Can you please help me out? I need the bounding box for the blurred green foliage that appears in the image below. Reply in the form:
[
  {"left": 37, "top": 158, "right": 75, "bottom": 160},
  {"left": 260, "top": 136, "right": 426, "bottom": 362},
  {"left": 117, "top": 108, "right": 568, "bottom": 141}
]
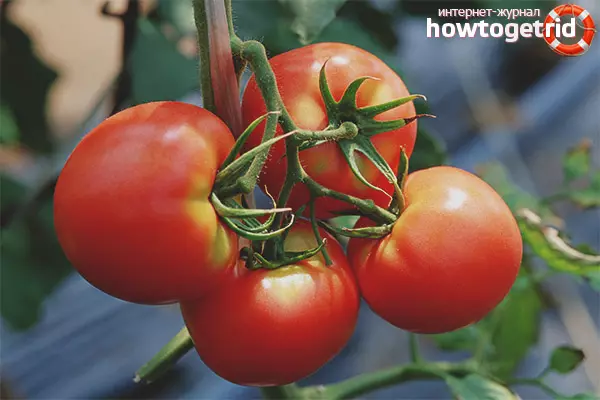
[
  {"left": 0, "top": 13, "right": 57, "bottom": 153},
  {"left": 0, "top": 4, "right": 598, "bottom": 400}
]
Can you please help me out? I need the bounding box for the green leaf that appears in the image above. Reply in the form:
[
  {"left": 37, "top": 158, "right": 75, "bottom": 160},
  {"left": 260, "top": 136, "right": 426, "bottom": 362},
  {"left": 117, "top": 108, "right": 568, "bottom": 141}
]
[
  {"left": 156, "top": 0, "right": 196, "bottom": 35},
  {"left": 409, "top": 127, "right": 446, "bottom": 172},
  {"left": 481, "top": 274, "right": 543, "bottom": 379},
  {"left": 0, "top": 174, "right": 27, "bottom": 215},
  {"left": 567, "top": 172, "right": 600, "bottom": 209},
  {"left": 432, "top": 325, "right": 479, "bottom": 352},
  {"left": 0, "top": 16, "right": 57, "bottom": 153},
  {"left": 585, "top": 270, "right": 600, "bottom": 291},
  {"left": 232, "top": 0, "right": 401, "bottom": 75},
  {"left": 128, "top": 18, "right": 198, "bottom": 104},
  {"left": 278, "top": 0, "right": 347, "bottom": 44},
  {"left": 563, "top": 140, "right": 591, "bottom": 184},
  {"left": 557, "top": 394, "right": 599, "bottom": 400},
  {"left": 445, "top": 374, "right": 517, "bottom": 400},
  {"left": 337, "top": 1, "right": 398, "bottom": 51},
  {"left": 0, "top": 101, "right": 19, "bottom": 145},
  {"left": 549, "top": 346, "right": 585, "bottom": 374},
  {"left": 477, "top": 163, "right": 557, "bottom": 221},
  {"left": 517, "top": 217, "right": 600, "bottom": 277},
  {"left": 0, "top": 175, "right": 72, "bottom": 330}
]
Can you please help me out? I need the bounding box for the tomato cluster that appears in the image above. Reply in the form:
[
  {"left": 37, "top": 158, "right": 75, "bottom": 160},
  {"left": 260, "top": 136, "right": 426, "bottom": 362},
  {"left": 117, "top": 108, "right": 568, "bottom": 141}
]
[{"left": 54, "top": 43, "right": 522, "bottom": 387}]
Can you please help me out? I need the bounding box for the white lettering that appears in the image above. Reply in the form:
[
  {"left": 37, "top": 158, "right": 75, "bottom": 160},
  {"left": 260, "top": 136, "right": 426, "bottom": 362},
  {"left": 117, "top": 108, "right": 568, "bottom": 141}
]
[
  {"left": 505, "top": 23, "right": 519, "bottom": 42},
  {"left": 490, "top": 23, "right": 503, "bottom": 37},
  {"left": 427, "top": 18, "right": 440, "bottom": 37},
  {"left": 442, "top": 23, "right": 456, "bottom": 37},
  {"left": 563, "top": 17, "right": 576, "bottom": 37},
  {"left": 456, "top": 22, "right": 478, "bottom": 38},
  {"left": 520, "top": 23, "right": 533, "bottom": 38},
  {"left": 533, "top": 20, "right": 544, "bottom": 37},
  {"left": 479, "top": 20, "right": 490, "bottom": 37}
]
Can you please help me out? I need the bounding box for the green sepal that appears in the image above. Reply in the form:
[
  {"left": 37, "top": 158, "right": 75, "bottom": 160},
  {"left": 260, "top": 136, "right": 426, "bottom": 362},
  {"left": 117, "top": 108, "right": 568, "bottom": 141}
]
[
  {"left": 319, "top": 60, "right": 337, "bottom": 116},
  {"left": 221, "top": 198, "right": 277, "bottom": 234},
  {"left": 360, "top": 114, "right": 433, "bottom": 137},
  {"left": 309, "top": 199, "right": 333, "bottom": 266},
  {"left": 214, "top": 130, "right": 295, "bottom": 192},
  {"left": 339, "top": 135, "right": 403, "bottom": 207},
  {"left": 243, "top": 239, "right": 326, "bottom": 270},
  {"left": 220, "top": 213, "right": 295, "bottom": 241},
  {"left": 358, "top": 94, "right": 427, "bottom": 118},
  {"left": 338, "top": 76, "right": 379, "bottom": 110},
  {"left": 220, "top": 111, "right": 280, "bottom": 169},
  {"left": 318, "top": 220, "right": 393, "bottom": 239},
  {"left": 211, "top": 193, "right": 290, "bottom": 219},
  {"left": 388, "top": 148, "right": 409, "bottom": 215}
]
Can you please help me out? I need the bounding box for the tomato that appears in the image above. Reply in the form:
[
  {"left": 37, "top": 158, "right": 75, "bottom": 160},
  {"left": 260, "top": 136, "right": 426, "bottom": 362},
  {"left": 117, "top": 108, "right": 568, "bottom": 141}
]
[
  {"left": 181, "top": 221, "right": 359, "bottom": 386},
  {"left": 242, "top": 42, "right": 417, "bottom": 218},
  {"left": 348, "top": 166, "right": 522, "bottom": 334},
  {"left": 54, "top": 102, "right": 238, "bottom": 304}
]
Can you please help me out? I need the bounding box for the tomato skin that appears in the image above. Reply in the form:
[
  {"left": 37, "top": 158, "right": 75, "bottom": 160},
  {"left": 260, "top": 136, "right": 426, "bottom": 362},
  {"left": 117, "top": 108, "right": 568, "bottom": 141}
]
[
  {"left": 181, "top": 221, "right": 359, "bottom": 386},
  {"left": 54, "top": 102, "right": 238, "bottom": 304},
  {"left": 242, "top": 43, "right": 417, "bottom": 218},
  {"left": 348, "top": 166, "right": 522, "bottom": 334}
]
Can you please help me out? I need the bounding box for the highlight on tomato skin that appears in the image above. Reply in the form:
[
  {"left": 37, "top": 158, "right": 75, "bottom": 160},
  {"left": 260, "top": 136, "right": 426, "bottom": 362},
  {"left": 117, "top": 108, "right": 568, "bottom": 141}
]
[
  {"left": 241, "top": 42, "right": 418, "bottom": 219},
  {"left": 181, "top": 221, "right": 360, "bottom": 387},
  {"left": 53, "top": 101, "right": 239, "bottom": 305},
  {"left": 348, "top": 166, "right": 523, "bottom": 334}
]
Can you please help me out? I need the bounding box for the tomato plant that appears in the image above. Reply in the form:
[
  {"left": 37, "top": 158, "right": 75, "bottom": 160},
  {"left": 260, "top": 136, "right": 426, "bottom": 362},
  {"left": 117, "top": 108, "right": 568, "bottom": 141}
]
[
  {"left": 54, "top": 101, "right": 239, "bottom": 304},
  {"left": 349, "top": 166, "right": 523, "bottom": 334},
  {"left": 181, "top": 221, "right": 359, "bottom": 386},
  {"left": 242, "top": 42, "right": 417, "bottom": 218},
  {"left": 4, "top": 0, "right": 590, "bottom": 398}
]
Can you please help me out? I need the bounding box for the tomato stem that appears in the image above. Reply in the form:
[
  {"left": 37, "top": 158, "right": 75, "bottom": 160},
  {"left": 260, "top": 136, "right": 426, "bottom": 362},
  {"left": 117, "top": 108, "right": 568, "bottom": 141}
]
[
  {"left": 409, "top": 333, "right": 422, "bottom": 363},
  {"left": 193, "top": 0, "right": 216, "bottom": 113},
  {"left": 307, "top": 362, "right": 476, "bottom": 400},
  {"left": 260, "top": 384, "right": 304, "bottom": 400},
  {"left": 134, "top": 327, "right": 193, "bottom": 384}
]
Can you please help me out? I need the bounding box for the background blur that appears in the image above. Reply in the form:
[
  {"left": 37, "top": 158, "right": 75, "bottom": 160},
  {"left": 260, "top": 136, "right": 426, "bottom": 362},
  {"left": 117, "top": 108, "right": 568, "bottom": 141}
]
[{"left": 1, "top": 0, "right": 598, "bottom": 398}]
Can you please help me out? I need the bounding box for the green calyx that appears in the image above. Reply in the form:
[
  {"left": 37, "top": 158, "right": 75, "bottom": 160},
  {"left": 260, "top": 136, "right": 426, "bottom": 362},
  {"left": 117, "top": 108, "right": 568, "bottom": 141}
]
[
  {"left": 241, "top": 239, "right": 327, "bottom": 270},
  {"left": 297, "top": 62, "right": 430, "bottom": 214},
  {"left": 318, "top": 62, "right": 429, "bottom": 137}
]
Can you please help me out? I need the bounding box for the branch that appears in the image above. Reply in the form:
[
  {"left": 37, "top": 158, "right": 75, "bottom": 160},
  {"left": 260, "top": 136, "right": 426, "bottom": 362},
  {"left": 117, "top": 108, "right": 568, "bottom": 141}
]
[
  {"left": 134, "top": 327, "right": 194, "bottom": 384},
  {"left": 203, "top": 0, "right": 243, "bottom": 135},
  {"left": 304, "top": 362, "right": 475, "bottom": 400},
  {"left": 193, "top": 0, "right": 215, "bottom": 113}
]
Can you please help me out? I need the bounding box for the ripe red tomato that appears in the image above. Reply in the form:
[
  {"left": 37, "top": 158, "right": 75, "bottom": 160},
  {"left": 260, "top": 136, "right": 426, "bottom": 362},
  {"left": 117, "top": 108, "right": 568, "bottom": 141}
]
[
  {"left": 348, "top": 166, "right": 522, "bottom": 334},
  {"left": 181, "top": 221, "right": 359, "bottom": 386},
  {"left": 242, "top": 42, "right": 417, "bottom": 218},
  {"left": 54, "top": 102, "right": 238, "bottom": 304}
]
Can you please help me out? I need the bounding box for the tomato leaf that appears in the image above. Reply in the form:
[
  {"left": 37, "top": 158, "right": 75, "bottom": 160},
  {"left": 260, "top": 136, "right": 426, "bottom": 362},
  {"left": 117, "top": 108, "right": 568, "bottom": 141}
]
[
  {"left": 481, "top": 274, "right": 543, "bottom": 379},
  {"left": 517, "top": 216, "right": 600, "bottom": 289},
  {"left": 445, "top": 374, "right": 517, "bottom": 400},
  {"left": 156, "top": 0, "right": 196, "bottom": 35},
  {"left": 128, "top": 19, "right": 198, "bottom": 104},
  {"left": 431, "top": 325, "right": 479, "bottom": 352},
  {"left": 0, "top": 15, "right": 57, "bottom": 154},
  {"left": 410, "top": 127, "right": 446, "bottom": 172},
  {"left": 0, "top": 101, "right": 19, "bottom": 145},
  {"left": 556, "top": 394, "right": 599, "bottom": 400},
  {"left": 549, "top": 346, "right": 585, "bottom": 374},
  {"left": 566, "top": 172, "right": 600, "bottom": 209},
  {"left": 278, "top": 0, "right": 347, "bottom": 44},
  {"left": 0, "top": 176, "right": 72, "bottom": 330},
  {"left": 337, "top": 1, "right": 397, "bottom": 51},
  {"left": 232, "top": 0, "right": 400, "bottom": 74},
  {"left": 477, "top": 163, "right": 558, "bottom": 222},
  {"left": 563, "top": 140, "right": 591, "bottom": 184}
]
